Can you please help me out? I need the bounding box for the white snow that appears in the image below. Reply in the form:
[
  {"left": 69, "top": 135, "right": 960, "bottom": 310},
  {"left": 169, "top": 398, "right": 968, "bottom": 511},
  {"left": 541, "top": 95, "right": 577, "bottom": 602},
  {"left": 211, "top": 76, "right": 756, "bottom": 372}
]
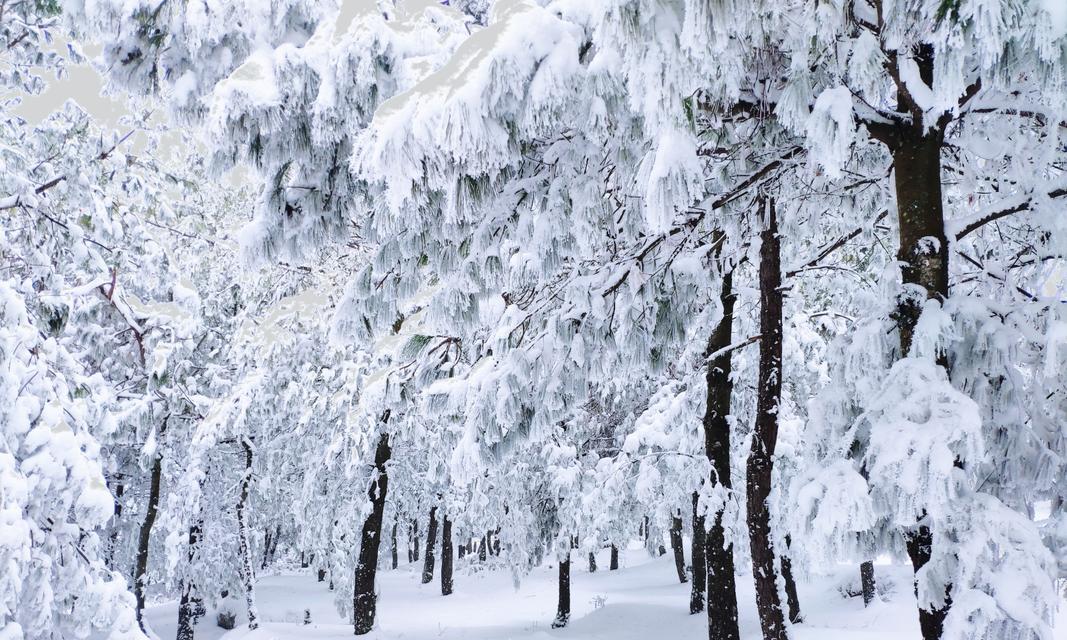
[{"left": 140, "top": 547, "right": 1067, "bottom": 640}]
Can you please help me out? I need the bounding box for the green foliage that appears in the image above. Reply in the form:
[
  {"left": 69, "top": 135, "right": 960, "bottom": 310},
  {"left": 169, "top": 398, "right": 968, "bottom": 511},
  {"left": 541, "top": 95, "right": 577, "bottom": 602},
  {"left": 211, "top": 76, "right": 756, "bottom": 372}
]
[{"left": 401, "top": 333, "right": 432, "bottom": 359}]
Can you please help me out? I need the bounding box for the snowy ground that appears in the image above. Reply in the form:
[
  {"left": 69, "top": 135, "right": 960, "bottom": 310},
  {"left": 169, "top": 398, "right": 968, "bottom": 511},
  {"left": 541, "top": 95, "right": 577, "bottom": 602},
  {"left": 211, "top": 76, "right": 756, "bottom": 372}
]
[{"left": 144, "top": 546, "right": 1066, "bottom": 640}]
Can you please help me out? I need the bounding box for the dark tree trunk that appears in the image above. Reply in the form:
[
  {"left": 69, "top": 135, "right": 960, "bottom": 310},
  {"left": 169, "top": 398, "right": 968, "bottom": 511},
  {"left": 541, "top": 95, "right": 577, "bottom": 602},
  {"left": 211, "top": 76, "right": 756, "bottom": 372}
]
[
  {"left": 690, "top": 491, "right": 706, "bottom": 614},
  {"left": 642, "top": 516, "right": 653, "bottom": 556},
  {"left": 871, "top": 44, "right": 952, "bottom": 640},
  {"left": 486, "top": 529, "right": 495, "bottom": 556},
  {"left": 108, "top": 481, "right": 124, "bottom": 570},
  {"left": 747, "top": 200, "right": 788, "bottom": 640},
  {"left": 588, "top": 551, "right": 597, "bottom": 573},
  {"left": 861, "top": 561, "right": 877, "bottom": 606},
  {"left": 237, "top": 439, "right": 259, "bottom": 630},
  {"left": 670, "top": 512, "right": 688, "bottom": 584},
  {"left": 895, "top": 128, "right": 952, "bottom": 640},
  {"left": 609, "top": 545, "right": 619, "bottom": 570},
  {"left": 411, "top": 519, "right": 420, "bottom": 563},
  {"left": 391, "top": 519, "right": 399, "bottom": 570},
  {"left": 441, "top": 514, "right": 454, "bottom": 596},
  {"left": 354, "top": 432, "right": 391, "bottom": 635},
  {"left": 407, "top": 521, "right": 414, "bottom": 563},
  {"left": 133, "top": 419, "right": 166, "bottom": 633},
  {"left": 493, "top": 527, "right": 501, "bottom": 555},
  {"left": 907, "top": 531, "right": 948, "bottom": 640},
  {"left": 781, "top": 535, "right": 802, "bottom": 624},
  {"left": 551, "top": 552, "right": 571, "bottom": 628},
  {"left": 459, "top": 539, "right": 466, "bottom": 559},
  {"left": 704, "top": 246, "right": 741, "bottom": 640},
  {"left": 479, "top": 534, "right": 488, "bottom": 561},
  {"left": 262, "top": 528, "right": 274, "bottom": 571},
  {"left": 264, "top": 524, "right": 280, "bottom": 569},
  {"left": 176, "top": 520, "right": 202, "bottom": 640},
  {"left": 421, "top": 506, "right": 438, "bottom": 584}
]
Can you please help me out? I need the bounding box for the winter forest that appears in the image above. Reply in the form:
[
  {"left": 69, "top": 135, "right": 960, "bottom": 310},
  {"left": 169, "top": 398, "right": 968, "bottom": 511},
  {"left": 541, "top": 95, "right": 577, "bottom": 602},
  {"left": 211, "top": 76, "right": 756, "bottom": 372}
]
[{"left": 4, "top": 0, "right": 1067, "bottom": 639}]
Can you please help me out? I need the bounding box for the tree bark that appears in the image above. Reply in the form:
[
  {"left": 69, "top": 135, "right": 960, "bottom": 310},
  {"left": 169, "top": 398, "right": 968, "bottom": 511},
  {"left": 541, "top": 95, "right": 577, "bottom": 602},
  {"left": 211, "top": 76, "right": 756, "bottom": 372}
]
[
  {"left": 421, "top": 506, "right": 438, "bottom": 584},
  {"left": 108, "top": 481, "right": 124, "bottom": 570},
  {"left": 894, "top": 127, "right": 952, "bottom": 640},
  {"left": 411, "top": 519, "right": 420, "bottom": 563},
  {"left": 588, "top": 551, "right": 597, "bottom": 573},
  {"left": 264, "top": 524, "right": 280, "bottom": 568},
  {"left": 479, "top": 534, "right": 488, "bottom": 561},
  {"left": 262, "top": 528, "right": 274, "bottom": 571},
  {"left": 441, "top": 514, "right": 454, "bottom": 596},
  {"left": 609, "top": 545, "right": 619, "bottom": 570},
  {"left": 391, "top": 519, "right": 399, "bottom": 570},
  {"left": 747, "top": 200, "right": 788, "bottom": 640},
  {"left": 704, "top": 243, "right": 741, "bottom": 640},
  {"left": 690, "top": 491, "right": 706, "bottom": 614},
  {"left": 133, "top": 419, "right": 166, "bottom": 633},
  {"left": 407, "top": 521, "right": 415, "bottom": 563},
  {"left": 176, "top": 519, "right": 202, "bottom": 640},
  {"left": 861, "top": 560, "right": 877, "bottom": 606},
  {"left": 878, "top": 44, "right": 952, "bottom": 640},
  {"left": 237, "top": 439, "right": 259, "bottom": 630},
  {"left": 781, "top": 536, "right": 803, "bottom": 624},
  {"left": 551, "top": 552, "right": 571, "bottom": 628},
  {"left": 670, "top": 512, "right": 688, "bottom": 584},
  {"left": 354, "top": 432, "right": 391, "bottom": 635}
]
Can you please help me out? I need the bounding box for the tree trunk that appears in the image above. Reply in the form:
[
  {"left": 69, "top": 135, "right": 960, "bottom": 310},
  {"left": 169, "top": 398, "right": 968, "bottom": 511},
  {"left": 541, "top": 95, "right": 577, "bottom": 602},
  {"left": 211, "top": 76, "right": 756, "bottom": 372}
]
[
  {"left": 690, "top": 491, "right": 706, "bottom": 614},
  {"left": 270, "top": 527, "right": 280, "bottom": 564},
  {"left": 894, "top": 130, "right": 952, "bottom": 640},
  {"left": 551, "top": 552, "right": 571, "bottom": 628},
  {"left": 479, "top": 534, "right": 488, "bottom": 561},
  {"left": 133, "top": 419, "right": 166, "bottom": 633},
  {"left": 408, "top": 521, "right": 415, "bottom": 563},
  {"left": 610, "top": 545, "right": 619, "bottom": 570},
  {"left": 459, "top": 539, "right": 466, "bottom": 560},
  {"left": 262, "top": 528, "right": 274, "bottom": 571},
  {"left": 747, "top": 200, "right": 788, "bottom": 640},
  {"left": 781, "top": 535, "right": 803, "bottom": 624},
  {"left": 411, "top": 519, "right": 420, "bottom": 563},
  {"left": 237, "top": 439, "right": 259, "bottom": 631},
  {"left": 354, "top": 432, "right": 391, "bottom": 635},
  {"left": 643, "top": 516, "right": 652, "bottom": 556},
  {"left": 441, "top": 514, "right": 454, "bottom": 596},
  {"left": 391, "top": 519, "right": 399, "bottom": 570},
  {"left": 704, "top": 246, "right": 741, "bottom": 640},
  {"left": 884, "top": 45, "right": 952, "bottom": 640},
  {"left": 861, "top": 560, "right": 877, "bottom": 606},
  {"left": 421, "top": 506, "right": 438, "bottom": 584},
  {"left": 108, "top": 481, "right": 124, "bottom": 570},
  {"left": 670, "top": 512, "right": 688, "bottom": 584},
  {"left": 493, "top": 528, "right": 501, "bottom": 555},
  {"left": 176, "top": 520, "right": 202, "bottom": 640},
  {"left": 588, "top": 551, "right": 597, "bottom": 573}
]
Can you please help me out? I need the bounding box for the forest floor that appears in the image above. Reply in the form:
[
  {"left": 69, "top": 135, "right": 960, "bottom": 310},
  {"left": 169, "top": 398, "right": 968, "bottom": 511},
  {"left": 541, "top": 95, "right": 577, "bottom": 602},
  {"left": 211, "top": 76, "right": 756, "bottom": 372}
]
[{"left": 144, "top": 545, "right": 1067, "bottom": 640}]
